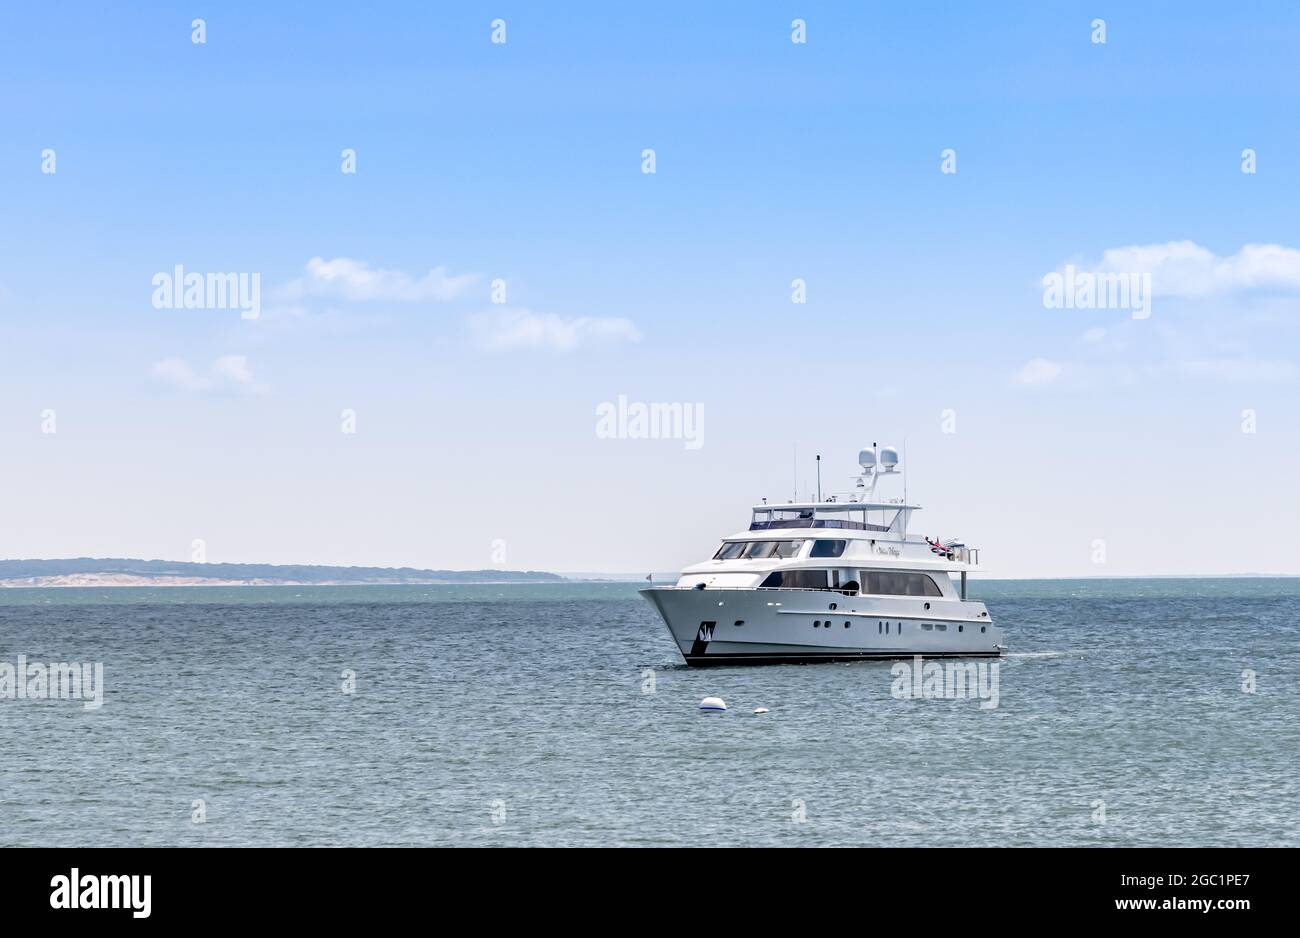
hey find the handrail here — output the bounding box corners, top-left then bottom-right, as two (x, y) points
(750, 519), (892, 532)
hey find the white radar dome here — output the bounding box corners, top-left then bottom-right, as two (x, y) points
(858, 449), (876, 469)
(880, 446), (900, 469)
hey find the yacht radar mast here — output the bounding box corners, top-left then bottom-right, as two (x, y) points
(856, 442), (901, 501)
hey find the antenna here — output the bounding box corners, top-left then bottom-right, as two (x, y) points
(815, 454), (822, 503)
(903, 438), (908, 507)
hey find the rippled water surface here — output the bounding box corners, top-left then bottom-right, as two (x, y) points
(2, 579), (1297, 846)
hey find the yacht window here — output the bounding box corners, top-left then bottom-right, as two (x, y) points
(759, 569), (829, 590)
(810, 539), (846, 558)
(716, 539), (803, 560)
(859, 571), (942, 597)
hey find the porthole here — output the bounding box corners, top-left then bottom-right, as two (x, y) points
(981, 626), (986, 633)
(829, 602), (837, 611)
(734, 620), (744, 627)
(924, 602), (930, 610)
(958, 625), (964, 632)
(844, 621), (850, 628)
(813, 620), (821, 628)
(922, 622), (933, 631)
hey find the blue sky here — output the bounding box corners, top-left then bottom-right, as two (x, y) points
(2, 2), (1299, 576)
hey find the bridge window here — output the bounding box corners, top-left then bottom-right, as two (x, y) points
(810, 539), (846, 558)
(715, 539), (805, 560)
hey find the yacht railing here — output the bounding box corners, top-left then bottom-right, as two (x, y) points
(749, 519), (892, 532)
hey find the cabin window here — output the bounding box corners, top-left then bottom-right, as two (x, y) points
(810, 539), (846, 558)
(759, 569), (829, 590)
(859, 571), (942, 597)
(715, 539), (804, 560)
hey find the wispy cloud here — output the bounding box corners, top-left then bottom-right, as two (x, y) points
(151, 355), (265, 394)
(1164, 357), (1296, 382)
(1013, 358), (1062, 386)
(468, 308), (642, 351)
(1082, 241), (1300, 298)
(278, 257), (478, 303)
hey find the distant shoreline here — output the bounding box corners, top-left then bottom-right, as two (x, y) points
(0, 559), (567, 588)
(0, 575), (571, 588)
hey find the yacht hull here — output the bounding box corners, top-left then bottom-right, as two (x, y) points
(640, 586), (1004, 666)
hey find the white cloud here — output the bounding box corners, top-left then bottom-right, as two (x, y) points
(1013, 358), (1063, 386)
(1168, 357), (1296, 382)
(1089, 241), (1300, 298)
(150, 357), (207, 391)
(211, 355), (258, 388)
(151, 355), (264, 393)
(279, 257), (478, 303)
(468, 308), (642, 351)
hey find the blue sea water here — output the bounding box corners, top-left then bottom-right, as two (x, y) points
(1, 578), (1297, 847)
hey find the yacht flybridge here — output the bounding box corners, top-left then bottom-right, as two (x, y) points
(641, 446), (1005, 666)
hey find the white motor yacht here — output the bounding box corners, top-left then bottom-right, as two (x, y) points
(641, 446), (1005, 666)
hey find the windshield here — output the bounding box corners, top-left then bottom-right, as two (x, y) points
(713, 539), (805, 560)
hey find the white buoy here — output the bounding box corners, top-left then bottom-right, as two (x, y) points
(698, 696), (727, 712)
(753, 707), (769, 714)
